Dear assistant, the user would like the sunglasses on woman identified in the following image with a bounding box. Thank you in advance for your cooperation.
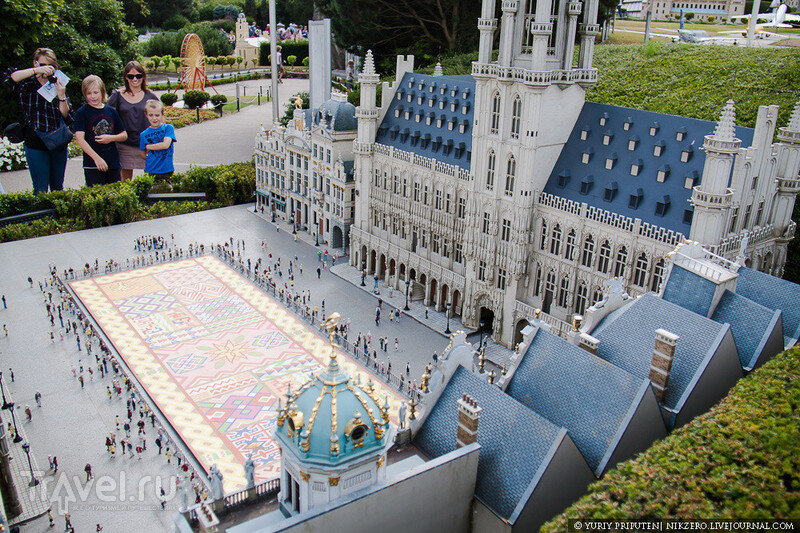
[126,74,144,80]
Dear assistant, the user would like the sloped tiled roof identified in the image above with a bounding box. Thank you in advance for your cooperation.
[592,293,728,412]
[313,98,357,131]
[711,289,781,370]
[505,329,652,476]
[543,102,754,233]
[376,73,475,169]
[661,264,717,317]
[736,267,800,344]
[415,365,571,521]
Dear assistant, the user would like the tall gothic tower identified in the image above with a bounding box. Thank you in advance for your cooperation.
[463,0,600,344]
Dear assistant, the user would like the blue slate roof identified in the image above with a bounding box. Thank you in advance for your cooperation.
[711,289,780,370]
[505,329,652,476]
[736,267,800,344]
[661,265,717,317]
[544,102,755,234]
[313,98,357,131]
[375,73,475,169]
[593,293,728,412]
[415,366,569,521]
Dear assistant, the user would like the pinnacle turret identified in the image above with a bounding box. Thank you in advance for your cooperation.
[788,101,800,132]
[433,62,443,77]
[713,100,737,141]
[363,50,376,76]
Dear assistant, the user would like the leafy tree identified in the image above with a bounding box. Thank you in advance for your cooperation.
[251,58,258,68]
[162,55,173,71]
[160,92,178,106]
[206,56,216,70]
[275,0,314,26]
[183,89,211,122]
[236,55,244,74]
[217,56,229,70]
[151,55,162,71]
[132,0,196,28]
[244,0,257,19]
[172,57,182,71]
[286,55,297,66]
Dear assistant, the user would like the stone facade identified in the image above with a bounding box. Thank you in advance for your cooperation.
[641,0,745,20]
[347,0,800,350]
[255,93,357,251]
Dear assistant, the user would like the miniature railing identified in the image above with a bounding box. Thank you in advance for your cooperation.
[513,300,572,340]
[184,477,281,525]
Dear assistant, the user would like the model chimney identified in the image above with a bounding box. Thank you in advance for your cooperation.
[649,329,679,403]
[456,394,481,448]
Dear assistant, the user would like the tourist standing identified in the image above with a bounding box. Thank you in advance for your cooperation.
[5,48,74,193]
[74,75,127,186]
[107,61,159,181]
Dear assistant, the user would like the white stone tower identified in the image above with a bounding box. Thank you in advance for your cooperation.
[463,0,600,344]
[771,102,800,235]
[353,50,380,270]
[690,100,741,246]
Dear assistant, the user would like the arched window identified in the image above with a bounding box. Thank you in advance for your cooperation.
[504,156,516,196]
[633,253,649,287]
[581,235,595,267]
[545,270,556,296]
[614,246,628,278]
[558,276,570,308]
[651,258,665,292]
[598,240,611,274]
[540,220,548,250]
[550,224,562,255]
[511,95,522,139]
[534,264,543,296]
[592,286,604,306]
[575,282,588,315]
[490,92,501,135]
[565,229,576,261]
[486,150,496,190]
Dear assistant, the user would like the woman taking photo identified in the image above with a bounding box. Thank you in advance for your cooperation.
[5,48,74,194]
[107,61,158,181]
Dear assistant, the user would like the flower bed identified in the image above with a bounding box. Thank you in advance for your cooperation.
[0,137,27,172]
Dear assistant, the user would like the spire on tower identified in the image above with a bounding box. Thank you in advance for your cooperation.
[788,101,800,132]
[363,50,376,76]
[713,100,737,141]
[433,62,443,77]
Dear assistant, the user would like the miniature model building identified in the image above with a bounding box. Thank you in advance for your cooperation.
[343,0,800,350]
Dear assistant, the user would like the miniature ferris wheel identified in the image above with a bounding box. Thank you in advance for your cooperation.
[179,33,217,93]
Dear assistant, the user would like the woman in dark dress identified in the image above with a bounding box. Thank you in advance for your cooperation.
[107,61,159,181]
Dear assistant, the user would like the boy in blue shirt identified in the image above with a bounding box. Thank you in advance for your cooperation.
[140,100,176,185]
[74,75,127,186]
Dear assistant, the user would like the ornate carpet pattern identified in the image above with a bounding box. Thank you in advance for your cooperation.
[70,256,403,493]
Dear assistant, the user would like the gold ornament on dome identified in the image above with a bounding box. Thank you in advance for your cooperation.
[329,476,340,486]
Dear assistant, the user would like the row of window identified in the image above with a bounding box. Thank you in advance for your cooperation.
[539,222,665,288]
[477,260,508,290]
[373,169,468,218]
[490,92,522,139]
[729,200,766,233]
[371,210,464,264]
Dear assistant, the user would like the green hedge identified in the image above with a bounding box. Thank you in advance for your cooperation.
[0,162,255,242]
[259,40,308,66]
[543,346,800,528]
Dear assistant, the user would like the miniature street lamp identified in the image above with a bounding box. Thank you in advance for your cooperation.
[21,442,38,486]
[8,403,22,443]
[361,268,366,287]
[404,273,414,311]
[0,372,11,410]
[444,301,452,335]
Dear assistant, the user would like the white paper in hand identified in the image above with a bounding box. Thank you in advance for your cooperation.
[36,70,71,102]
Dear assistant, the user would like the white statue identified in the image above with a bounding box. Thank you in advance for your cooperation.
[737,230,750,265]
[398,402,407,429]
[208,464,224,501]
[243,454,256,489]
[179,476,189,511]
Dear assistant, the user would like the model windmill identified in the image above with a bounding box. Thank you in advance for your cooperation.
[178,33,218,94]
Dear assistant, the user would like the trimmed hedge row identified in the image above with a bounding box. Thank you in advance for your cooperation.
[0,162,255,242]
[543,346,800,528]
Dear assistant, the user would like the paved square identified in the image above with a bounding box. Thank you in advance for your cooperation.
[69,255,405,493]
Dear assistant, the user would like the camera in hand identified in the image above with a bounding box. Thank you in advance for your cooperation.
[47,75,58,84]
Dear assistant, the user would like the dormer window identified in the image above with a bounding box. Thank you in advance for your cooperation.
[657,164,670,182]
[394,106,403,118]
[599,113,609,126]
[408,78,414,89]
[580,176,594,195]
[653,141,664,157]
[436,115,444,128]
[448,118,455,131]
[432,136,442,151]
[604,181,618,202]
[605,153,617,170]
[628,135,639,151]
[417,95,424,105]
[428,96,436,107]
[429,83,436,93]
[411,130,421,146]
[439,98,446,110]
[676,127,687,142]
[396,90,404,101]
[580,127,590,141]
[451,86,458,97]
[558,170,570,188]
[450,100,458,112]
[684,170,699,189]
[406,93,413,103]
[389,125,400,140]
[624,118,633,131]
[683,208,694,224]
[440,85,447,95]
[459,120,468,133]
[629,188,643,209]
[655,195,671,217]
[418,81,425,90]
[404,107,412,120]
[426,112,434,125]
[631,159,643,176]
[462,89,470,99]
[649,122,660,136]
[462,102,471,114]
[415,111,422,123]
[680,145,693,163]
[582,148,593,164]
[602,131,613,145]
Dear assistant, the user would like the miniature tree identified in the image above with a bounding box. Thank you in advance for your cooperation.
[172,57,181,72]
[160,93,178,107]
[150,56,162,71]
[162,55,173,72]
[207,56,216,71]
[183,90,211,123]
[302,56,309,67]
[286,55,297,67]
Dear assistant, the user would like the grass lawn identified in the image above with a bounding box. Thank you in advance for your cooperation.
[615,18,750,35]
[221,95,269,111]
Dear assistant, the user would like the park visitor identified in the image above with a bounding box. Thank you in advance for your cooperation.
[74,75,127,186]
[140,100,176,185]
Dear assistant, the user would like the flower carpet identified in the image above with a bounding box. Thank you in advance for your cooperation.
[69,255,403,492]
